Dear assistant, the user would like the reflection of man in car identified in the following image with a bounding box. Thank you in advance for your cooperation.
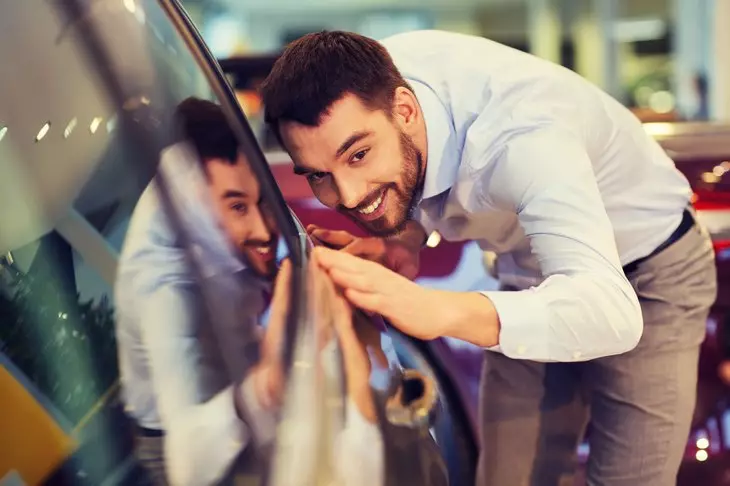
[115,98,387,486]
[176,97,279,279]
[115,101,281,486]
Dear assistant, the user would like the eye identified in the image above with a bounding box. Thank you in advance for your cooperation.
[351,149,369,164]
[230,202,248,214]
[307,172,328,184]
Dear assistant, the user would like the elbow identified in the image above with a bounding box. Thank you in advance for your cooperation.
[590,277,643,357]
[614,287,643,354]
[549,273,644,360]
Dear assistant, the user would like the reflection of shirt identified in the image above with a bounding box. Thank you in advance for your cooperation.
[115,143,270,485]
[381,31,691,362]
[116,144,385,485]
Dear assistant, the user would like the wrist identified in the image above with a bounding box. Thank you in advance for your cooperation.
[439,291,500,347]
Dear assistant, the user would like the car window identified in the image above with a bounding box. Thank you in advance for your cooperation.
[0,1,301,484]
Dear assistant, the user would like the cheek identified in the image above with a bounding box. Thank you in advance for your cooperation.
[310,181,339,208]
[218,211,247,243]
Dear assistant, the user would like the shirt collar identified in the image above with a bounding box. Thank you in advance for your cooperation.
[409,80,460,201]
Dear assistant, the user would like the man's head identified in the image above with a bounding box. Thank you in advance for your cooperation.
[175,97,279,278]
[261,31,427,236]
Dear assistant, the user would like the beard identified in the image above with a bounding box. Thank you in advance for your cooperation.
[349,131,424,237]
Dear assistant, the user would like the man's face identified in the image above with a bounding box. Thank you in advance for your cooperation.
[280,93,424,236]
[205,153,279,278]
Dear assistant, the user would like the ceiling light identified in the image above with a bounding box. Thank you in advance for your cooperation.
[106,115,117,133]
[0,125,7,142]
[64,118,77,139]
[426,231,442,248]
[696,437,710,450]
[696,449,708,462]
[124,0,136,14]
[702,172,720,184]
[35,122,51,142]
[89,117,103,134]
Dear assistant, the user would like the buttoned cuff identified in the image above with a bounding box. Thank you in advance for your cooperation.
[480,289,551,361]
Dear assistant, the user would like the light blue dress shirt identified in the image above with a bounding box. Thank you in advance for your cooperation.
[381,31,692,362]
[115,144,271,485]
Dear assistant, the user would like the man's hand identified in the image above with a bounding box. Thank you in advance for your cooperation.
[253,259,291,409]
[310,255,380,423]
[307,223,421,280]
[314,247,501,347]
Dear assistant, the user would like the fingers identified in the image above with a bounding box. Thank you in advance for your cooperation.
[341,238,387,263]
[261,259,291,359]
[308,227,357,249]
[328,267,377,294]
[343,288,384,315]
[313,246,380,275]
[352,313,389,369]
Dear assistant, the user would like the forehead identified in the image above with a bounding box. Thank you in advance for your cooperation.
[205,154,260,197]
[280,94,389,165]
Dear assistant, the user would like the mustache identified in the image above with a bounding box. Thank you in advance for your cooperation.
[242,239,275,248]
[338,185,391,213]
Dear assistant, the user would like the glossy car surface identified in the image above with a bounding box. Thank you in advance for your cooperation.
[0,2,451,485]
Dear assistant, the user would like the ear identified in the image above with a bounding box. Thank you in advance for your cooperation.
[392,87,420,133]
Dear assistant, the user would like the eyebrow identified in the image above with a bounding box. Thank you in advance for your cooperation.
[221,189,249,199]
[336,130,371,158]
[292,165,313,176]
[291,130,373,176]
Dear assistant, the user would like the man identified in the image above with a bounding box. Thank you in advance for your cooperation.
[260,30,718,485]
[115,98,385,485]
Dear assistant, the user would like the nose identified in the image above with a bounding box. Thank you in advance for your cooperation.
[249,206,272,242]
[334,174,368,210]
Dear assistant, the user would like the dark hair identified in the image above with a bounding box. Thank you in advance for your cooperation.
[260,31,410,137]
[174,97,238,164]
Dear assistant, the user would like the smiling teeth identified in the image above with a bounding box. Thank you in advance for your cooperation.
[255,247,271,255]
[358,193,383,215]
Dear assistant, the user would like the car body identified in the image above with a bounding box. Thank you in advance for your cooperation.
[223,55,730,484]
[0,2,454,485]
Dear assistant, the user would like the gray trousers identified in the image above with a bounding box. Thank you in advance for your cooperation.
[477,223,717,486]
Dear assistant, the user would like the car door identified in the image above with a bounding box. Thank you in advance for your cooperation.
[0,1,446,485]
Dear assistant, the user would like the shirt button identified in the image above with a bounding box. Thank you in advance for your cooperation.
[516,345,527,356]
[573,351,582,360]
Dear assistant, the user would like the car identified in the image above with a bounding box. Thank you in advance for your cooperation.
[0,1,459,485]
[222,55,730,484]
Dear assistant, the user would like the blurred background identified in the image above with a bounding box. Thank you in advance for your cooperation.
[180,0,730,130]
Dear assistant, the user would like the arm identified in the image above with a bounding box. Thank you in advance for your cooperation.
[138,283,271,486]
[314,127,642,363]
[449,127,643,361]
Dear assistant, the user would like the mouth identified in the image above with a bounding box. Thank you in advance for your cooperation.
[353,188,387,222]
[246,242,276,264]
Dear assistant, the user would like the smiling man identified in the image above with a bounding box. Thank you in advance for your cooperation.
[176,97,281,278]
[260,30,718,485]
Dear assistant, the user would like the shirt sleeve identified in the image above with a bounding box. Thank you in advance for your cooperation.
[138,283,271,486]
[475,127,643,362]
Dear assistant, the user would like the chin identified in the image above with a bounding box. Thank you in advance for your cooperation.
[358,218,405,237]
